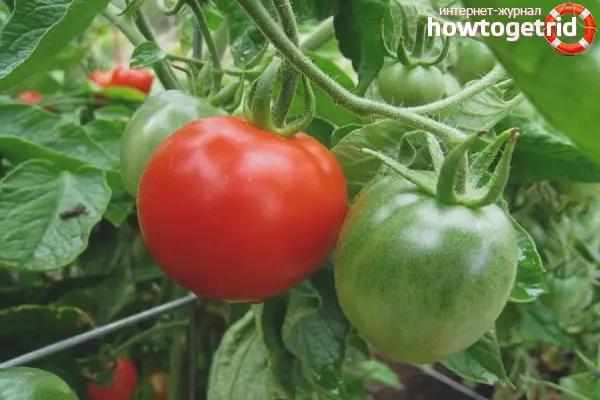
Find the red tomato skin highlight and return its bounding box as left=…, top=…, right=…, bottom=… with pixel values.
left=88, top=358, right=138, bottom=400
left=111, top=64, right=154, bottom=94
left=137, top=117, right=348, bottom=302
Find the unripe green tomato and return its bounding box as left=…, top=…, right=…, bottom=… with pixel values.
left=335, top=177, right=518, bottom=364
left=377, top=63, right=446, bottom=107
left=541, top=272, right=594, bottom=319
left=450, top=39, right=496, bottom=85
left=443, top=73, right=461, bottom=97
left=120, top=90, right=225, bottom=196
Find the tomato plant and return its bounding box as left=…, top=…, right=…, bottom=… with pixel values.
left=137, top=116, right=348, bottom=301
left=0, top=0, right=599, bottom=399
left=88, top=358, right=138, bottom=400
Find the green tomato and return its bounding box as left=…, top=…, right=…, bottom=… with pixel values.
left=443, top=73, right=461, bottom=97
left=334, top=177, right=518, bottom=364
left=450, top=39, right=496, bottom=85
left=0, top=367, right=79, bottom=400
left=541, top=271, right=593, bottom=319
left=377, top=63, right=446, bottom=107
left=120, top=90, right=225, bottom=196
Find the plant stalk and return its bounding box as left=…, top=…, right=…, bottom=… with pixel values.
left=235, top=0, right=466, bottom=146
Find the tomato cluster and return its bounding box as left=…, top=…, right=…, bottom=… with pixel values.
left=89, top=64, right=154, bottom=94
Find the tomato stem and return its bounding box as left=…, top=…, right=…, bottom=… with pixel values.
left=186, top=0, right=223, bottom=94
left=157, top=0, right=185, bottom=15
left=436, top=132, right=484, bottom=205
left=411, top=15, right=428, bottom=59
left=272, top=0, right=300, bottom=127
left=235, top=0, right=466, bottom=147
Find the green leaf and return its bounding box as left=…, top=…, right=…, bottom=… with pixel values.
left=496, top=116, right=600, bottom=183
left=518, top=301, right=570, bottom=346
left=0, top=305, right=94, bottom=361
left=213, top=0, right=270, bottom=67
left=463, top=0, right=600, bottom=166
left=0, top=104, right=121, bottom=181
left=0, top=0, right=110, bottom=90
left=438, top=86, right=521, bottom=135
left=305, top=117, right=335, bottom=148
left=441, top=330, right=510, bottom=386
left=294, top=0, right=340, bottom=20
left=0, top=160, right=111, bottom=271
left=282, top=269, right=351, bottom=398
left=94, top=105, right=134, bottom=124
left=130, top=42, right=167, bottom=69
left=509, top=218, right=547, bottom=303
left=208, top=310, right=285, bottom=399
left=0, top=367, right=79, bottom=399
left=332, top=119, right=417, bottom=199
left=94, top=86, right=147, bottom=103
left=331, top=124, right=361, bottom=148
left=334, top=0, right=392, bottom=94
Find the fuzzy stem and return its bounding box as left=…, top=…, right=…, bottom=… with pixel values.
left=235, top=0, right=466, bottom=147
left=272, top=0, right=300, bottom=127
left=187, top=0, right=223, bottom=93
left=102, top=5, right=180, bottom=90
left=299, top=18, right=334, bottom=51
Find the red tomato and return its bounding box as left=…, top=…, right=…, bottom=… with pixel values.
left=88, top=358, right=138, bottom=400
left=88, top=71, right=113, bottom=88
left=111, top=64, right=154, bottom=94
left=17, top=91, right=43, bottom=105
left=137, top=117, right=348, bottom=302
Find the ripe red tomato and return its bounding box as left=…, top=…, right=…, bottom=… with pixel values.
left=88, top=358, right=138, bottom=400
left=111, top=64, right=154, bottom=94
left=137, top=116, right=348, bottom=302
left=17, top=91, right=43, bottom=105
left=88, top=71, right=113, bottom=88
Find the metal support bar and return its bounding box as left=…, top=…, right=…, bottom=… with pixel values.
left=0, top=294, right=197, bottom=369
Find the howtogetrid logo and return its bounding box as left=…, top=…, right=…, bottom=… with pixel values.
left=545, top=3, right=596, bottom=55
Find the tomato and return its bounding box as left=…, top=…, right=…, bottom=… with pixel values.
left=541, top=269, right=593, bottom=320
left=17, top=91, right=43, bottom=105
left=137, top=116, right=348, bottom=302
left=443, top=73, right=461, bottom=97
left=449, top=39, right=496, bottom=85
left=111, top=64, right=154, bottom=94
left=89, top=70, right=113, bottom=88
left=334, top=177, right=518, bottom=364
left=88, top=358, right=138, bottom=400
left=377, top=63, right=446, bottom=107
left=150, top=372, right=169, bottom=400
left=120, top=90, right=225, bottom=196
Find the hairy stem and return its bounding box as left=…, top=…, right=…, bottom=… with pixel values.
left=103, top=5, right=180, bottom=90
left=235, top=0, right=466, bottom=146
left=272, top=0, right=300, bottom=127
left=187, top=0, right=223, bottom=93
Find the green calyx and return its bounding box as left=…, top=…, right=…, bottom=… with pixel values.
left=382, top=14, right=450, bottom=67
left=243, top=59, right=316, bottom=138
left=360, top=128, right=519, bottom=208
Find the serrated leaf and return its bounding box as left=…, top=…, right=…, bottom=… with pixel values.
left=208, top=310, right=285, bottom=400
left=497, top=116, right=600, bottom=183
left=441, top=330, right=510, bottom=386
left=0, top=0, right=110, bottom=90
left=103, top=189, right=134, bottom=227
left=334, top=0, right=392, bottom=94
left=0, top=367, right=78, bottom=399
left=0, top=104, right=120, bottom=180
left=0, top=160, right=111, bottom=271
left=508, top=218, right=547, bottom=303
left=332, top=119, right=417, bottom=199
left=0, top=305, right=94, bottom=361
left=282, top=270, right=351, bottom=399
left=130, top=42, right=167, bottom=69
left=437, top=86, right=521, bottom=134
